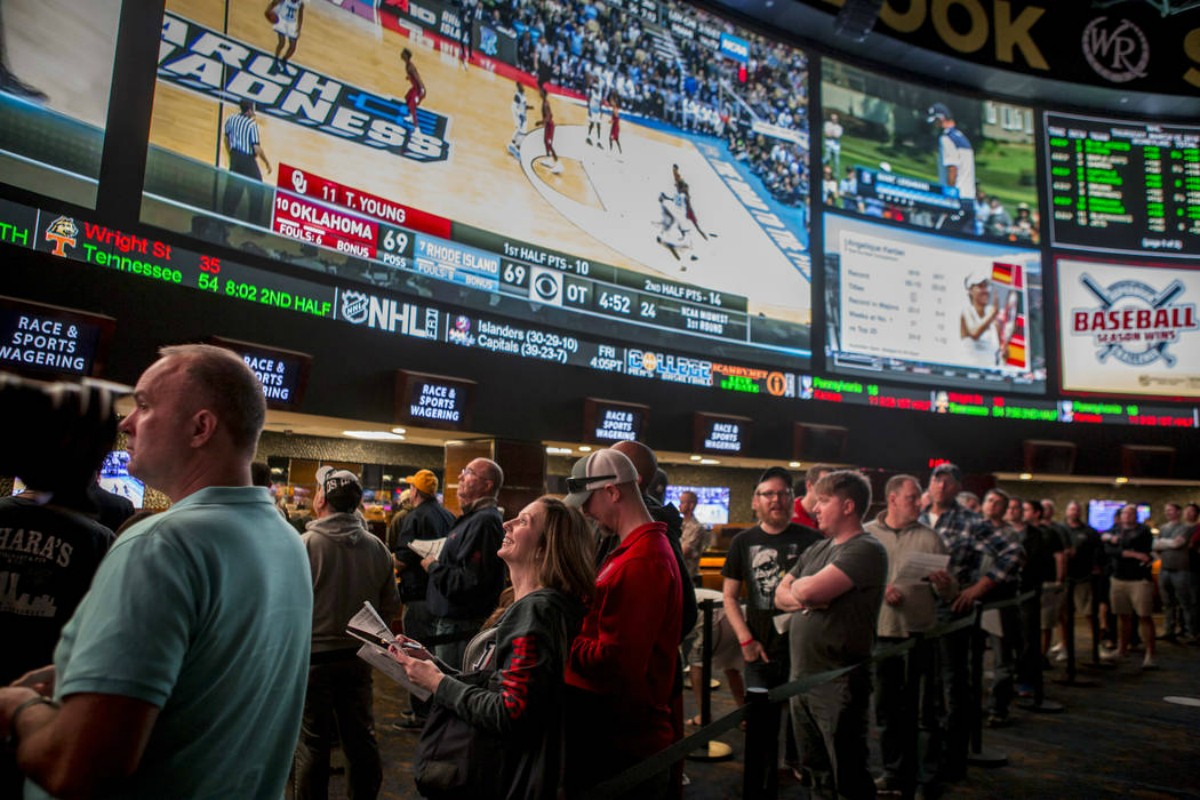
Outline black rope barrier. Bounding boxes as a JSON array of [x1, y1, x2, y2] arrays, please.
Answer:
[[578, 590, 1038, 800]]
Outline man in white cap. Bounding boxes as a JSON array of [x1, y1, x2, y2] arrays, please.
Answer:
[[295, 466, 400, 799], [562, 448, 683, 797]]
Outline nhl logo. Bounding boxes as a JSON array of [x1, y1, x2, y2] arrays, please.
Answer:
[[341, 290, 370, 324]]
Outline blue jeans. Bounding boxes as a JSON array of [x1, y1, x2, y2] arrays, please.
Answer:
[[1160, 569, 1197, 637]]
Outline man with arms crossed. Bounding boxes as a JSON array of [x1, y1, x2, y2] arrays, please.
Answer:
[[0, 344, 313, 798], [563, 449, 682, 797], [722, 466, 819, 793], [776, 470, 887, 799]]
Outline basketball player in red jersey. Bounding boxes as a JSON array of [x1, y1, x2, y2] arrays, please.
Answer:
[[672, 163, 712, 240], [401, 48, 425, 129], [538, 86, 562, 175], [607, 92, 622, 154]]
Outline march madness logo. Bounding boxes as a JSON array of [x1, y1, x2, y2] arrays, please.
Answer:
[[157, 13, 450, 163], [1071, 273, 1198, 367]]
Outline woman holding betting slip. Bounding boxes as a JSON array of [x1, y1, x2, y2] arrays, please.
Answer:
[[390, 496, 595, 800]]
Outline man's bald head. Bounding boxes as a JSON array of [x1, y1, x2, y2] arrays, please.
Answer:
[[611, 440, 657, 490]]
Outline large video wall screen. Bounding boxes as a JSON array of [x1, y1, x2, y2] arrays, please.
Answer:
[[1058, 257, 1200, 400], [0, 0, 121, 207], [142, 0, 814, 371], [820, 59, 1040, 245]]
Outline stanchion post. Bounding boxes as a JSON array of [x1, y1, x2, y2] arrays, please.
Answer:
[[700, 599, 714, 725], [899, 634, 923, 799], [968, 603, 984, 755], [742, 688, 777, 800], [967, 601, 1008, 767]]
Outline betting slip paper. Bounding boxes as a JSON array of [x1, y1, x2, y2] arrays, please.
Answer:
[[894, 552, 950, 584], [406, 538, 446, 559]]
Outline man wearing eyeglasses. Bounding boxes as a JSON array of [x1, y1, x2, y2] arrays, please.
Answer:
[[722, 466, 820, 792], [420, 458, 505, 670]]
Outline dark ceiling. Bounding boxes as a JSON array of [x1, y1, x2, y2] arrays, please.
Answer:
[[709, 0, 1200, 118]]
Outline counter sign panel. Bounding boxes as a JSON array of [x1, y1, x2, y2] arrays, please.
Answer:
[[583, 398, 649, 443], [0, 295, 114, 379], [693, 412, 753, 456], [396, 370, 475, 430], [210, 337, 312, 410]]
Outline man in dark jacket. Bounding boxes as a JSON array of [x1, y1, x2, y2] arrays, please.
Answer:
[[422, 458, 506, 669], [391, 469, 454, 729]]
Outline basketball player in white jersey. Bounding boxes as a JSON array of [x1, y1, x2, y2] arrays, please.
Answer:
[[585, 73, 603, 148], [267, 0, 305, 76], [507, 82, 531, 159]]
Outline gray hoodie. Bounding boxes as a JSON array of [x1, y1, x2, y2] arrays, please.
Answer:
[[303, 513, 401, 653]]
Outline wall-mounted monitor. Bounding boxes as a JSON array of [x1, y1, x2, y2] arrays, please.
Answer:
[[395, 370, 474, 430], [1087, 499, 1152, 532], [0, 294, 116, 379], [583, 398, 649, 444], [821, 58, 1040, 244], [98, 450, 144, 510], [1057, 256, 1199, 400], [1044, 112, 1200, 258], [664, 484, 731, 526], [142, 0, 813, 379], [0, 0, 121, 207], [823, 214, 1046, 393], [693, 412, 752, 456], [210, 336, 313, 410]]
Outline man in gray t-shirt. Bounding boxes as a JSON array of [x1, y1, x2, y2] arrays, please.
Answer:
[[776, 470, 887, 799]]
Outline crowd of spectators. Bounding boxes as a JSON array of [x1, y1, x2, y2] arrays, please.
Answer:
[[2, 360, 1196, 798]]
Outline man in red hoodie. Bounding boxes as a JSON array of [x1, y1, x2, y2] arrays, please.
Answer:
[[563, 449, 683, 798]]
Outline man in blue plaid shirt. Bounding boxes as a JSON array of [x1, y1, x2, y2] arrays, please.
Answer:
[[918, 465, 1024, 785]]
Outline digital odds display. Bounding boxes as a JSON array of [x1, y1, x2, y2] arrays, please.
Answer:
[[143, 0, 814, 371], [823, 214, 1046, 394], [1045, 112, 1200, 258], [0, 0, 121, 207], [1057, 257, 1200, 400], [820, 59, 1040, 245]]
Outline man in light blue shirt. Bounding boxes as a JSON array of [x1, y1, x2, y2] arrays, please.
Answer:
[[0, 344, 312, 799]]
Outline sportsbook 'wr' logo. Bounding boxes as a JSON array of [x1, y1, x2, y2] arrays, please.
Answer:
[[44, 216, 79, 257], [1071, 273, 1198, 367], [1081, 17, 1150, 84]]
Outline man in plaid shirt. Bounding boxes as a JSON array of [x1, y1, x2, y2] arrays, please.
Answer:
[[918, 465, 1024, 785]]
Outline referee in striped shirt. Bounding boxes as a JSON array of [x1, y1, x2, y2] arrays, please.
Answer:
[[222, 98, 272, 222]]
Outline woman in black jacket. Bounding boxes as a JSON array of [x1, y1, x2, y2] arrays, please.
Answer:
[[391, 496, 595, 799]]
